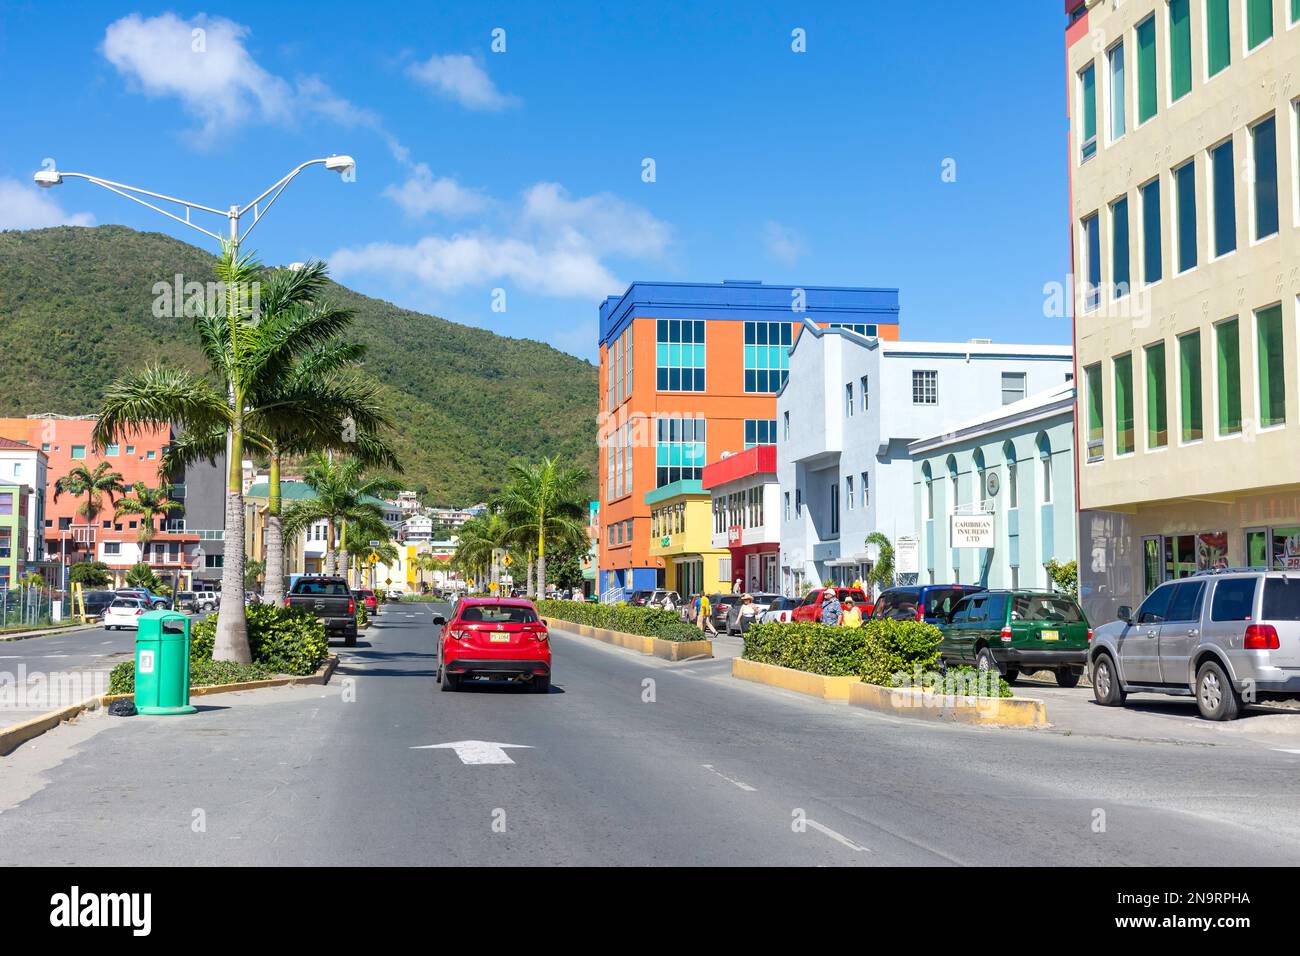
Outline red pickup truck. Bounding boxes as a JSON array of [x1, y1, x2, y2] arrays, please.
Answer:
[[791, 587, 871, 623]]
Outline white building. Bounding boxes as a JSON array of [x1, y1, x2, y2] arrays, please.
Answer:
[[0, 438, 47, 563], [776, 325, 1073, 593], [400, 514, 435, 544]]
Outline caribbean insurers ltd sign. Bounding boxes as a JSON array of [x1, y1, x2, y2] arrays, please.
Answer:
[[950, 514, 994, 548]]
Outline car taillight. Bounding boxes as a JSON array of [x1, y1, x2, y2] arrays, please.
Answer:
[[1087, 628, 1094, 643], [448, 629, 472, 643], [1245, 624, 1280, 650], [348, 599, 356, 614], [285, 596, 292, 608], [916, 605, 924, 622], [1000, 625, 1012, 643], [135, 608, 144, 615]]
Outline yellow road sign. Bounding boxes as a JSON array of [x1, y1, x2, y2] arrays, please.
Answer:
[[502, 554, 513, 568], [489, 582, 499, 592], [466, 579, 474, 589], [367, 552, 379, 564]]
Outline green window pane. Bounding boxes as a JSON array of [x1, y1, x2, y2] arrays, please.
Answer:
[[1179, 332, 1204, 442], [1080, 64, 1097, 159], [1211, 139, 1236, 257], [1294, 0, 1300, 23], [1169, 0, 1192, 101], [1109, 43, 1126, 139], [1253, 117, 1279, 240], [1141, 180, 1163, 284], [1146, 342, 1168, 448], [1175, 162, 1197, 273], [1217, 319, 1242, 435], [1248, 0, 1274, 49], [1112, 198, 1131, 296], [1207, 0, 1232, 77], [1086, 364, 1104, 461], [1136, 16, 1158, 123], [1115, 355, 1135, 455], [1247, 530, 1269, 567], [1257, 305, 1286, 427]]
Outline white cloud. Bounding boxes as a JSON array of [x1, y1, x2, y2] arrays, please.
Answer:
[[406, 53, 518, 111], [382, 164, 490, 218], [764, 220, 806, 265], [0, 179, 95, 230], [521, 183, 670, 259]]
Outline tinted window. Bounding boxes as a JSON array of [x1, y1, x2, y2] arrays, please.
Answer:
[[949, 597, 974, 623], [985, 593, 1009, 624], [293, 580, 350, 596], [1262, 578, 1300, 621], [1137, 584, 1174, 624], [884, 589, 920, 620], [110, 599, 140, 609], [1210, 578, 1257, 622], [1012, 595, 1083, 623], [923, 588, 971, 618], [1165, 581, 1205, 623], [965, 596, 989, 623], [459, 605, 538, 624]]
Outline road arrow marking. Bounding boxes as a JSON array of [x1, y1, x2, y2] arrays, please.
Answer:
[[411, 740, 533, 765]]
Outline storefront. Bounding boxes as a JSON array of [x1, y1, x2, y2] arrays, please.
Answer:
[[645, 480, 728, 598], [702, 446, 781, 594]]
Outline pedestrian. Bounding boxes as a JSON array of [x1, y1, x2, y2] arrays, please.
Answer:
[[841, 596, 863, 628], [737, 593, 759, 631], [699, 592, 717, 635], [820, 589, 842, 626], [734, 576, 744, 596], [662, 592, 676, 613]]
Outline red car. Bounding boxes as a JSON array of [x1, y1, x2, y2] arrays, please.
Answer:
[[791, 587, 871, 623], [435, 597, 551, 693], [355, 589, 379, 614]]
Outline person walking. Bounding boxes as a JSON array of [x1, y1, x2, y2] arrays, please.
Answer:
[[820, 589, 843, 626], [698, 592, 717, 635], [841, 596, 863, 628]]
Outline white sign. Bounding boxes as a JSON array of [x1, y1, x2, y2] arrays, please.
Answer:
[[138, 650, 155, 674], [411, 740, 533, 765], [895, 535, 920, 574], [950, 515, 994, 548]]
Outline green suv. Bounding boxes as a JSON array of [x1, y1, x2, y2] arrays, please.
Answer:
[[940, 590, 1091, 686]]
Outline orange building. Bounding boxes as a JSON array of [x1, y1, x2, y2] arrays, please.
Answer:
[[596, 280, 899, 598]]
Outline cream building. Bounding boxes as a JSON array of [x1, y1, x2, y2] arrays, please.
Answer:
[[1066, 0, 1300, 621]]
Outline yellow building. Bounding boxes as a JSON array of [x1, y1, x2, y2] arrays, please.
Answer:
[[645, 480, 729, 597]]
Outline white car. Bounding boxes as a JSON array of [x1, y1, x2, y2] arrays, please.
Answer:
[[758, 596, 801, 625], [104, 597, 150, 630]]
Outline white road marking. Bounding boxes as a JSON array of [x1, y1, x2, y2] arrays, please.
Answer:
[[805, 818, 871, 853], [1272, 748, 1300, 754], [411, 740, 533, 765], [701, 764, 756, 791]]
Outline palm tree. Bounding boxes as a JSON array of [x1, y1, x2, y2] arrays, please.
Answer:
[[452, 512, 513, 591], [113, 482, 184, 543], [53, 462, 126, 529], [493, 458, 589, 599], [94, 250, 356, 663], [282, 454, 402, 575]]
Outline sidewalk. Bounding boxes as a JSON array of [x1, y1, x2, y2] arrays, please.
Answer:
[[0, 622, 99, 642]]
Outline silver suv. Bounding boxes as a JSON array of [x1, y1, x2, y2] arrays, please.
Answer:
[[1089, 568, 1300, 720]]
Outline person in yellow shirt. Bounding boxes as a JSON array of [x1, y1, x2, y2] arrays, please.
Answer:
[[841, 596, 863, 628]]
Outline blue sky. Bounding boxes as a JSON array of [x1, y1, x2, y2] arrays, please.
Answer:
[[0, 1, 1072, 362]]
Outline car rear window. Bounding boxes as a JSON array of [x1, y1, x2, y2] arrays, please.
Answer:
[[110, 599, 139, 609], [293, 580, 350, 596], [459, 605, 538, 624], [1012, 595, 1083, 623], [1261, 578, 1300, 621], [1211, 578, 1257, 622], [923, 588, 971, 618]]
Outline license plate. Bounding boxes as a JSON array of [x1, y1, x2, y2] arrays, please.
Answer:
[[1041, 630, 1059, 641], [489, 633, 511, 643]]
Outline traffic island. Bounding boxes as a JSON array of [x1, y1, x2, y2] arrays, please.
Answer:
[[543, 619, 713, 661], [731, 657, 859, 700]]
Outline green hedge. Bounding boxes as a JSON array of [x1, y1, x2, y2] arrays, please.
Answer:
[[536, 599, 703, 642], [742, 618, 944, 685], [189, 604, 328, 676], [109, 659, 277, 695]]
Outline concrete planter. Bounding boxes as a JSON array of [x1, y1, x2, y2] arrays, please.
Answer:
[[543, 619, 713, 660], [847, 681, 1049, 728], [730, 657, 861, 701]]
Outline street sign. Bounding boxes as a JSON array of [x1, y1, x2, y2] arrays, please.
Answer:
[[896, 535, 920, 574], [489, 582, 499, 592], [369, 539, 381, 547], [950, 515, 994, 548], [502, 554, 513, 568], [367, 552, 379, 564], [410, 740, 533, 765], [385, 577, 393, 585]]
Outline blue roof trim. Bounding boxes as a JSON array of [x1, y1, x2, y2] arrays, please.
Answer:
[[598, 280, 900, 347]]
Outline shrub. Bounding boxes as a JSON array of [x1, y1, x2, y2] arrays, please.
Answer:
[[890, 664, 1013, 698], [109, 659, 276, 695], [536, 599, 703, 642], [189, 604, 328, 675], [742, 617, 944, 684]]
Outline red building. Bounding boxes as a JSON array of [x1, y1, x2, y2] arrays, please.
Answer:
[[701, 445, 781, 594]]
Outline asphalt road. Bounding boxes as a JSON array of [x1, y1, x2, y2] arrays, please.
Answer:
[[2, 601, 1300, 865]]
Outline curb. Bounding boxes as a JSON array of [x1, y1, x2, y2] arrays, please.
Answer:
[[0, 654, 340, 757], [731, 657, 1050, 728], [0, 622, 101, 642], [544, 619, 713, 661]]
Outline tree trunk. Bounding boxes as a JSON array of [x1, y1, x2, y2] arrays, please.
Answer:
[[213, 435, 251, 664], [526, 555, 534, 596], [264, 452, 285, 605], [324, 519, 336, 576], [536, 551, 546, 601]]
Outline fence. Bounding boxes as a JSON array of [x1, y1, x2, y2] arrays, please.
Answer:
[[0, 584, 55, 631]]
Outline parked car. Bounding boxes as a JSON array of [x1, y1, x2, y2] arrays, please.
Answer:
[[871, 584, 983, 626], [758, 595, 800, 625], [355, 589, 379, 614], [192, 590, 220, 612], [174, 591, 197, 613], [707, 592, 740, 632], [725, 593, 783, 634], [626, 589, 654, 607], [940, 589, 1091, 685], [288, 575, 358, 646], [103, 596, 150, 630], [116, 588, 169, 610], [645, 589, 681, 610], [79, 589, 118, 619], [792, 587, 870, 623], [386, 588, 405, 600], [1089, 568, 1300, 720], [434, 597, 551, 693]]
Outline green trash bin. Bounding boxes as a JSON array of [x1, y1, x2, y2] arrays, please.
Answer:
[[134, 610, 197, 715]]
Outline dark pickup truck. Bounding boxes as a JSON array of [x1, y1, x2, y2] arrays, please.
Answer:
[[287, 576, 358, 645]]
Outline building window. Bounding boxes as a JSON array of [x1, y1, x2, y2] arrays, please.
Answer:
[[655, 319, 705, 392], [744, 419, 777, 448], [1038, 437, 1053, 505], [1207, 0, 1232, 77], [784, 492, 790, 521], [146, 450, 156, 460], [783, 411, 790, 441], [1169, 0, 1192, 101], [1081, 213, 1101, 311], [1111, 196, 1130, 297], [1216, 318, 1243, 435], [1174, 160, 1198, 273], [104, 443, 119, 456], [1210, 138, 1237, 258], [845, 382, 854, 417], [860, 375, 868, 413], [924, 470, 934, 520], [70, 445, 86, 460], [1085, 363, 1105, 462], [655, 417, 705, 487], [0, 493, 11, 516], [1007, 451, 1019, 509], [845, 475, 854, 510], [743, 321, 792, 393], [1248, 0, 1274, 50], [795, 487, 802, 517], [912, 370, 937, 405], [1079, 62, 1097, 162], [1251, 115, 1279, 241], [828, 323, 878, 336], [1146, 341, 1169, 449], [861, 471, 869, 509], [1140, 178, 1163, 285], [829, 482, 839, 536], [1108, 40, 1127, 140], [1257, 304, 1286, 427], [1115, 353, 1135, 456], [1136, 14, 1158, 123], [1001, 372, 1026, 406], [1185, 330, 1201, 442]]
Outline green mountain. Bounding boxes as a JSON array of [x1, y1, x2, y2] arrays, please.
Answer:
[[0, 225, 597, 503]]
